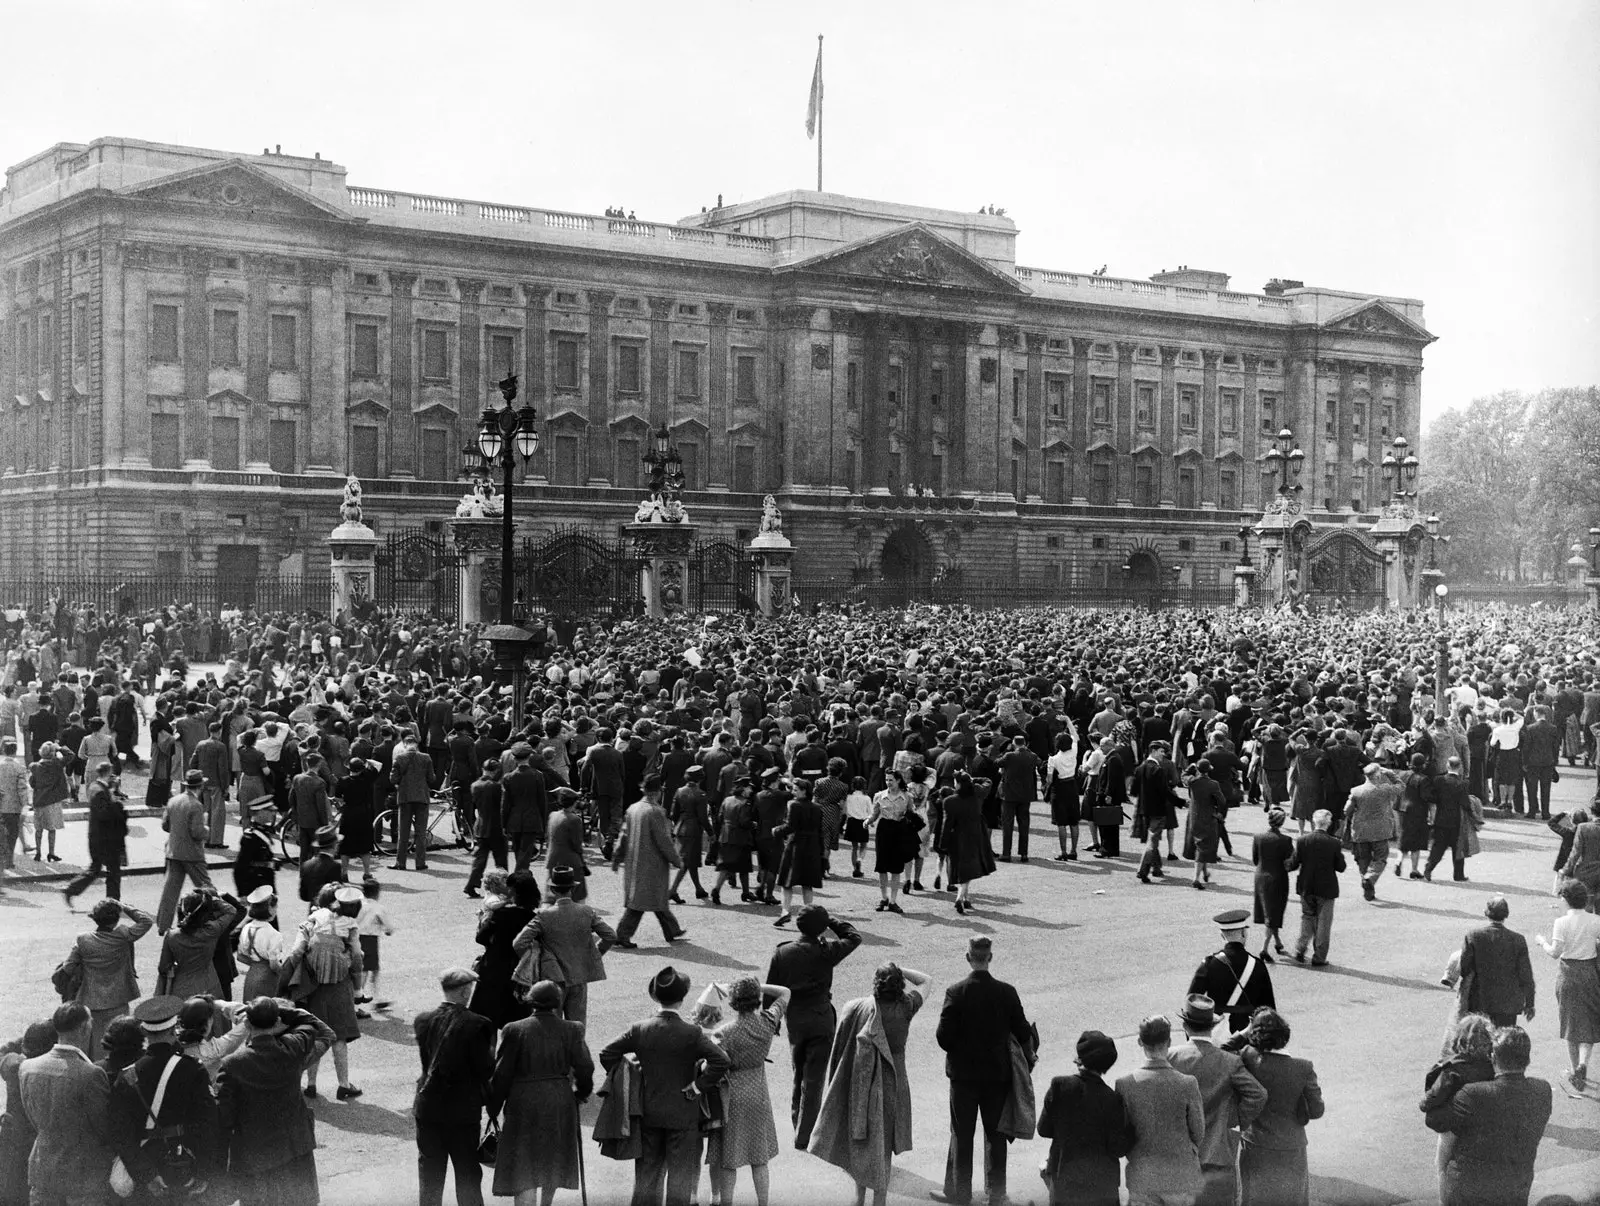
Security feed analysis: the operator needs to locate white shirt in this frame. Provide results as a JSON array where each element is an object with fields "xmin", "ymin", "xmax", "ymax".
[{"xmin": 1545, "ymin": 909, "xmax": 1600, "ymax": 962}]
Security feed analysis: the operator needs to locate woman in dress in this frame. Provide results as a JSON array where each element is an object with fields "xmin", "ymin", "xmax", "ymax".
[
  {"xmin": 706, "ymin": 976, "xmax": 792, "ymax": 1206},
  {"xmin": 1463, "ymin": 706, "xmax": 1493, "ymax": 803},
  {"xmin": 288, "ymin": 883, "xmax": 365, "ymax": 1100},
  {"xmin": 1257, "ymin": 724, "xmax": 1291, "ymax": 810},
  {"xmin": 236, "ymin": 729, "xmax": 271, "ymax": 811},
  {"xmin": 1286, "ymin": 734, "xmax": 1324, "ymax": 835},
  {"xmin": 490, "ymin": 979, "xmax": 594, "ymax": 1206},
  {"xmin": 711, "ymin": 779, "xmax": 757, "ymax": 905},
  {"xmin": 1563, "ymin": 810, "xmax": 1600, "ymax": 900},
  {"xmin": 334, "ymin": 756, "xmax": 381, "ymax": 881},
  {"xmin": 842, "ymin": 776, "xmax": 874, "ymax": 880},
  {"xmin": 773, "ymin": 781, "xmax": 824, "ymax": 927},
  {"xmin": 1394, "ymin": 753, "xmax": 1434, "ymax": 879},
  {"xmin": 0, "ymin": 1020, "xmax": 55, "ymax": 1206},
  {"xmin": 1045, "ymin": 729, "xmax": 1081, "ymax": 861},
  {"xmin": 1535, "ymin": 878, "xmax": 1600, "ymax": 1091},
  {"xmin": 235, "ymin": 890, "xmax": 284, "ymax": 1001},
  {"xmin": 156, "ymin": 890, "xmax": 241, "ymax": 998},
  {"xmin": 1251, "ymin": 810, "xmax": 1293, "ymax": 961},
  {"xmin": 1487, "ymin": 708, "xmax": 1523, "ymax": 811},
  {"xmin": 1419, "ymin": 1013, "xmax": 1494, "ymax": 1178},
  {"xmin": 808, "ymin": 962, "xmax": 933, "ymax": 1206},
  {"xmin": 1182, "ymin": 759, "xmax": 1223, "ymax": 890},
  {"xmin": 868, "ymin": 772, "xmax": 917, "ymax": 915},
  {"xmin": 904, "ymin": 765, "xmax": 933, "ymax": 892},
  {"xmin": 470, "ymin": 869, "xmax": 540, "ymax": 1028},
  {"xmin": 27, "ymin": 741, "xmax": 69, "ymax": 862},
  {"xmin": 1232, "ymin": 1007, "xmax": 1324, "ymax": 1206}
]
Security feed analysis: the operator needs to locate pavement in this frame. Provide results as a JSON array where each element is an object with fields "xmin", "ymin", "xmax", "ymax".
[{"xmin": 3, "ymin": 717, "xmax": 1598, "ymax": 1205}]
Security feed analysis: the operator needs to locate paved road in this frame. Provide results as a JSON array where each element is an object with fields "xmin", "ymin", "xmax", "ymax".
[{"xmin": 3, "ymin": 747, "xmax": 1597, "ymax": 1205}]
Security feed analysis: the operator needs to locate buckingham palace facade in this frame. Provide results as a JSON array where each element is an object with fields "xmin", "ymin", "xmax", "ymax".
[{"xmin": 0, "ymin": 137, "xmax": 1433, "ymax": 589}]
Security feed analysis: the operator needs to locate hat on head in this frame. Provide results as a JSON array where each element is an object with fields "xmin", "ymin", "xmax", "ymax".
[
  {"xmin": 648, "ymin": 965, "xmax": 691, "ymax": 1005},
  {"xmin": 1214, "ymin": 908, "xmax": 1250, "ymax": 931},
  {"xmin": 685, "ymin": 765, "xmax": 705, "ymax": 778},
  {"xmin": 1363, "ymin": 763, "xmax": 1383, "ymax": 777},
  {"xmin": 440, "ymin": 966, "xmax": 480, "ymax": 990},
  {"xmin": 526, "ymin": 980, "xmax": 563, "ymax": 1010},
  {"xmin": 1076, "ymin": 1029, "xmax": 1118, "ymax": 1074},
  {"xmin": 334, "ymin": 885, "xmax": 363, "ymax": 906},
  {"xmin": 1178, "ymin": 993, "xmax": 1218, "ymax": 1029},
  {"xmin": 184, "ymin": 769, "xmax": 205, "ymax": 787},
  {"xmin": 132, "ymin": 995, "xmax": 185, "ymax": 1034},
  {"xmin": 643, "ymin": 772, "xmax": 664, "ymax": 791},
  {"xmin": 314, "ymin": 824, "xmax": 339, "ymax": 848},
  {"xmin": 795, "ymin": 904, "xmax": 829, "ymax": 936},
  {"xmin": 760, "ymin": 766, "xmax": 781, "ymax": 781},
  {"xmin": 510, "ymin": 742, "xmax": 535, "ymax": 759},
  {"xmin": 548, "ymin": 866, "xmax": 581, "ymax": 892},
  {"xmin": 245, "ymin": 885, "xmax": 276, "ymax": 905}
]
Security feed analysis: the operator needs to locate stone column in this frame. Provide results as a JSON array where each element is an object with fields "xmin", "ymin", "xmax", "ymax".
[
  {"xmin": 450, "ymin": 514, "xmax": 499, "ymax": 628},
  {"xmin": 1233, "ymin": 563, "xmax": 1257, "ymax": 608},
  {"xmin": 387, "ymin": 271, "xmax": 418, "ymax": 477},
  {"xmin": 243, "ymin": 256, "xmax": 271, "ymax": 470},
  {"xmin": 327, "ymin": 479, "xmax": 378, "ymax": 619},
  {"xmin": 748, "ymin": 529, "xmax": 795, "ymax": 617},
  {"xmin": 1115, "ymin": 342, "xmax": 1136, "ymax": 502},
  {"xmin": 1024, "ymin": 332, "xmax": 1045, "ymax": 500},
  {"xmin": 521, "ymin": 283, "xmax": 550, "ymax": 482},
  {"xmin": 586, "ymin": 290, "xmax": 615, "ymax": 485},
  {"xmin": 182, "ymin": 247, "xmax": 210, "ymax": 468},
  {"xmin": 627, "ymin": 521, "xmax": 696, "ymax": 619},
  {"xmin": 305, "ymin": 259, "xmax": 340, "ymax": 473},
  {"xmin": 1158, "ymin": 345, "xmax": 1179, "ymax": 505},
  {"xmin": 708, "ymin": 302, "xmax": 733, "ymax": 488}
]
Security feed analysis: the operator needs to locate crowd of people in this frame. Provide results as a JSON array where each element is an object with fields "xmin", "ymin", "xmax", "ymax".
[{"xmin": 1, "ymin": 593, "xmax": 1598, "ymax": 1206}]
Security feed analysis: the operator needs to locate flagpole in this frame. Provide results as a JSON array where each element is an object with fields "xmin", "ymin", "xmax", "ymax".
[{"xmin": 816, "ymin": 34, "xmax": 824, "ymax": 192}]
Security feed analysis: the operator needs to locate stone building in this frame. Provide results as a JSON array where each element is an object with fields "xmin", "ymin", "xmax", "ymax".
[{"xmin": 0, "ymin": 137, "xmax": 1433, "ymax": 591}]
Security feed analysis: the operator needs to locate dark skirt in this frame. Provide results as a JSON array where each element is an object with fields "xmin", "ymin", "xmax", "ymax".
[
  {"xmin": 1555, "ymin": 957, "xmax": 1600, "ymax": 1044},
  {"xmin": 1240, "ymin": 1139, "xmax": 1308, "ymax": 1206},
  {"xmin": 1049, "ymin": 779, "xmax": 1080, "ymax": 826},
  {"xmin": 303, "ymin": 978, "xmax": 361, "ymax": 1043},
  {"xmin": 1399, "ymin": 804, "xmax": 1431, "ymax": 853},
  {"xmin": 777, "ymin": 834, "xmax": 825, "ymax": 889},
  {"xmin": 494, "ymin": 1077, "xmax": 583, "ymax": 1194},
  {"xmin": 843, "ymin": 817, "xmax": 871, "ymax": 844},
  {"xmin": 1263, "ymin": 768, "xmax": 1289, "ymax": 808},
  {"xmin": 874, "ymin": 817, "xmax": 915, "ymax": 874},
  {"xmin": 1253, "ymin": 871, "xmax": 1289, "ymax": 929},
  {"xmin": 1493, "ymin": 749, "xmax": 1522, "ymax": 786},
  {"xmin": 717, "ymin": 843, "xmax": 754, "ymax": 874}
]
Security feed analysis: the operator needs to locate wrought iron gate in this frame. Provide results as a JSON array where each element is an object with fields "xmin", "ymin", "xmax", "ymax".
[
  {"xmin": 375, "ymin": 529, "xmax": 459, "ymax": 622},
  {"xmin": 520, "ymin": 527, "xmax": 643, "ymax": 618},
  {"xmin": 1300, "ymin": 529, "xmax": 1386, "ymax": 609},
  {"xmin": 689, "ymin": 539, "xmax": 754, "ymax": 613}
]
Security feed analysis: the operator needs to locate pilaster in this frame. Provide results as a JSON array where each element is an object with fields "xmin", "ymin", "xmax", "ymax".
[
  {"xmin": 521, "ymin": 283, "xmax": 549, "ymax": 480},
  {"xmin": 387, "ymin": 270, "xmax": 417, "ymax": 477},
  {"xmin": 707, "ymin": 301, "xmax": 733, "ymax": 488},
  {"xmin": 647, "ymin": 296, "xmax": 673, "ymax": 429},
  {"xmin": 1115, "ymin": 341, "xmax": 1136, "ymax": 503},
  {"xmin": 585, "ymin": 290, "xmax": 614, "ymax": 485},
  {"xmin": 306, "ymin": 259, "xmax": 340, "ymax": 472},
  {"xmin": 1158, "ymin": 345, "xmax": 1179, "ymax": 506},
  {"xmin": 1024, "ymin": 331, "xmax": 1045, "ymax": 500},
  {"xmin": 244, "ymin": 254, "xmax": 272, "ymax": 470},
  {"xmin": 1200, "ymin": 349, "xmax": 1220, "ymax": 504},
  {"xmin": 1069, "ymin": 336, "xmax": 1092, "ymax": 501},
  {"xmin": 1241, "ymin": 354, "xmax": 1261, "ymax": 509}
]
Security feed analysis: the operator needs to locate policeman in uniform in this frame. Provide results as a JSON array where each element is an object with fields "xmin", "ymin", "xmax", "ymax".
[
  {"xmin": 109, "ymin": 995, "xmax": 220, "ymax": 1201},
  {"xmin": 1187, "ymin": 909, "xmax": 1276, "ymax": 1034}
]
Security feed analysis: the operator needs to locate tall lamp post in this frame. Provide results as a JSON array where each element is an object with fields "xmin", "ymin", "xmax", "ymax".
[
  {"xmin": 641, "ymin": 424, "xmax": 685, "ymax": 512},
  {"xmin": 1380, "ymin": 435, "xmax": 1419, "ymax": 507},
  {"xmin": 1261, "ymin": 426, "xmax": 1306, "ymax": 512}
]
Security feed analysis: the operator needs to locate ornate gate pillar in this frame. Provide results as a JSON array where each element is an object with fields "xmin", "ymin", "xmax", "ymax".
[
  {"xmin": 628, "ymin": 521, "xmax": 696, "ymax": 619},
  {"xmin": 449, "ymin": 515, "xmax": 500, "ymax": 628},
  {"xmin": 1368, "ymin": 507, "xmax": 1426, "ymax": 609},
  {"xmin": 748, "ymin": 495, "xmax": 794, "ymax": 617},
  {"xmin": 327, "ymin": 476, "xmax": 378, "ymax": 619}
]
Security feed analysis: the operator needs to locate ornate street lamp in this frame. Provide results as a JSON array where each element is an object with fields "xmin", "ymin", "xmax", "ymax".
[
  {"xmin": 1237, "ymin": 525, "xmax": 1253, "ymax": 567},
  {"xmin": 639, "ymin": 423, "xmax": 687, "ymax": 520},
  {"xmin": 1261, "ymin": 426, "xmax": 1305, "ymax": 514}
]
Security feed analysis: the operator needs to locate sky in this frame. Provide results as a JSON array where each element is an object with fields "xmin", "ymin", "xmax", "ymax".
[{"xmin": 2, "ymin": 0, "xmax": 1595, "ymax": 430}]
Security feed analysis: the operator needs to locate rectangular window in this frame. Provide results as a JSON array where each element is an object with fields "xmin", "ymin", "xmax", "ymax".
[
  {"xmin": 617, "ymin": 344, "xmax": 642, "ymax": 393},
  {"xmin": 843, "ymin": 448, "xmax": 857, "ymax": 489},
  {"xmin": 555, "ymin": 339, "xmax": 579, "ymax": 390},
  {"xmin": 352, "ymin": 323, "xmax": 380, "ymax": 377},
  {"xmin": 1325, "ymin": 398, "xmax": 1337, "ymax": 436},
  {"xmin": 888, "ymin": 365, "xmax": 903, "ymax": 407},
  {"xmin": 554, "ymin": 291, "xmax": 579, "ymax": 306},
  {"xmin": 1351, "ymin": 487, "xmax": 1366, "ymax": 513},
  {"xmin": 929, "ymin": 453, "xmax": 944, "ymax": 493},
  {"xmin": 1177, "ymin": 466, "xmax": 1197, "ymax": 509},
  {"xmin": 1010, "ymin": 456, "xmax": 1021, "ymax": 501},
  {"xmin": 733, "ymin": 444, "xmax": 756, "ymax": 493},
  {"xmin": 1219, "ymin": 388, "xmax": 1239, "ymax": 433},
  {"xmin": 677, "ymin": 442, "xmax": 699, "ymax": 490},
  {"xmin": 1012, "ymin": 371, "xmax": 1024, "ymax": 421},
  {"xmin": 677, "ymin": 349, "xmax": 700, "ymax": 398},
  {"xmin": 211, "ymin": 416, "xmax": 240, "ymax": 471},
  {"xmin": 72, "ymin": 298, "xmax": 88, "ymax": 364},
  {"xmin": 930, "ymin": 368, "xmax": 943, "ymax": 409},
  {"xmin": 735, "ymin": 355, "xmax": 757, "ymax": 403},
  {"xmin": 149, "ymin": 413, "xmax": 180, "ymax": 469},
  {"xmin": 1178, "ymin": 537, "xmax": 1195, "ymax": 552},
  {"xmin": 1260, "ymin": 392, "xmax": 1278, "ymax": 433},
  {"xmin": 268, "ymin": 419, "xmax": 296, "ymax": 473},
  {"xmin": 1352, "ymin": 403, "xmax": 1365, "ymax": 437},
  {"xmin": 1045, "ymin": 460, "xmax": 1066, "ymax": 503},
  {"xmin": 551, "ymin": 433, "xmax": 580, "ymax": 485},
  {"xmin": 212, "ymin": 309, "xmax": 240, "ymax": 367},
  {"xmin": 1178, "ymin": 386, "xmax": 1198, "ymax": 430},
  {"xmin": 156, "ymin": 550, "xmax": 183, "ymax": 575},
  {"xmin": 422, "ymin": 278, "xmax": 449, "ymax": 295},
  {"xmin": 615, "ymin": 438, "xmax": 640, "ymax": 489},
  {"xmin": 677, "ymin": 304, "xmax": 699, "ymax": 318},
  {"xmin": 421, "ymin": 328, "xmax": 450, "ymax": 381},
  {"xmin": 269, "ymin": 313, "xmax": 297, "ymax": 370},
  {"xmin": 1219, "ymin": 468, "xmax": 1238, "ymax": 511},
  {"xmin": 1381, "ymin": 403, "xmax": 1394, "ymax": 436},
  {"xmin": 421, "ymin": 427, "xmax": 449, "ymax": 480},
  {"xmin": 1091, "ymin": 379, "xmax": 1111, "ymax": 424},
  {"xmin": 1047, "ymin": 377, "xmax": 1065, "ymax": 418},
  {"xmin": 151, "ymin": 304, "xmax": 180, "ymax": 362},
  {"xmin": 1090, "ymin": 460, "xmax": 1112, "ymax": 505},
  {"xmin": 489, "ymin": 332, "xmax": 516, "ymax": 383},
  {"xmin": 351, "ymin": 425, "xmax": 379, "ymax": 479},
  {"xmin": 846, "ymin": 361, "xmax": 859, "ymax": 408},
  {"xmin": 1135, "ymin": 462, "xmax": 1155, "ymax": 506},
  {"xmin": 1136, "ymin": 383, "xmax": 1155, "ymax": 428}
]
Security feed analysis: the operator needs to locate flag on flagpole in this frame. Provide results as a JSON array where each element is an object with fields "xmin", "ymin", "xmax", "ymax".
[{"xmin": 805, "ymin": 40, "xmax": 823, "ymax": 139}]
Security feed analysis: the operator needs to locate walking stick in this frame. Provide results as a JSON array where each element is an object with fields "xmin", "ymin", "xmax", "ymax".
[{"xmin": 577, "ymin": 1090, "xmax": 588, "ymax": 1206}]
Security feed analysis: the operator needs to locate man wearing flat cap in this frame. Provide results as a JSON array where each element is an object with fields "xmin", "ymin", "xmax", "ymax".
[
  {"xmin": 414, "ymin": 967, "xmax": 497, "ymax": 1206},
  {"xmin": 1456, "ymin": 895, "xmax": 1536, "ymax": 1028},
  {"xmin": 1037, "ymin": 1031, "xmax": 1130, "ymax": 1206},
  {"xmin": 1188, "ymin": 911, "xmax": 1276, "ymax": 1034},
  {"xmin": 1169, "ymin": 994, "xmax": 1266, "ymax": 1206},
  {"xmin": 109, "ymin": 994, "xmax": 220, "ymax": 1201},
  {"xmin": 599, "ymin": 967, "xmax": 730, "ymax": 1206},
  {"xmin": 765, "ymin": 903, "xmax": 862, "ymax": 1148}
]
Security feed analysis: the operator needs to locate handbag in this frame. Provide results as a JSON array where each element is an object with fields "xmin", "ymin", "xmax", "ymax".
[
  {"xmin": 1092, "ymin": 804, "xmax": 1122, "ymax": 828},
  {"xmin": 476, "ymin": 1116, "xmax": 499, "ymax": 1167},
  {"xmin": 109, "ymin": 1054, "xmax": 200, "ymax": 1199}
]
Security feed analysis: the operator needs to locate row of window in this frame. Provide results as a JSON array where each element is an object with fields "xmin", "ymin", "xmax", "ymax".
[
  {"xmin": 148, "ymin": 305, "xmax": 302, "ymax": 370},
  {"xmin": 147, "ymin": 413, "xmax": 298, "ymax": 474},
  {"xmin": 8, "ymin": 301, "xmax": 97, "ymax": 376}
]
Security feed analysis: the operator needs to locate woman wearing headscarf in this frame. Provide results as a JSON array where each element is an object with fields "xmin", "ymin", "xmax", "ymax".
[
  {"xmin": 1037, "ymin": 1030, "xmax": 1129, "ymax": 1206},
  {"xmin": 706, "ymin": 976, "xmax": 792, "ymax": 1206},
  {"xmin": 1286, "ymin": 733, "xmax": 1324, "ymax": 836},
  {"xmin": 1419, "ymin": 1012, "xmax": 1494, "ymax": 1180},
  {"xmin": 808, "ymin": 962, "xmax": 933, "ymax": 1206},
  {"xmin": 156, "ymin": 889, "xmax": 241, "ymax": 998}
]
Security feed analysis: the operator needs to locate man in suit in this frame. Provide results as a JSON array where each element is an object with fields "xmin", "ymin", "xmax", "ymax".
[
  {"xmin": 413, "ymin": 967, "xmax": 498, "ymax": 1206},
  {"xmin": 1457, "ymin": 895, "xmax": 1536, "ymax": 1028},
  {"xmin": 1188, "ymin": 910, "xmax": 1276, "ymax": 1033},
  {"xmin": 188, "ymin": 721, "xmax": 231, "ymax": 847},
  {"xmin": 216, "ymin": 996, "xmax": 336, "ymax": 1206},
  {"xmin": 290, "ymin": 759, "xmax": 330, "ymax": 859},
  {"xmin": 1519, "ymin": 706, "xmax": 1559, "ymax": 820},
  {"xmin": 1321, "ymin": 729, "xmax": 1366, "ymax": 829},
  {"xmin": 62, "ymin": 760, "xmax": 129, "ymax": 908},
  {"xmin": 446, "ymin": 718, "xmax": 481, "ymax": 840},
  {"xmin": 583, "ymin": 729, "xmax": 627, "ymax": 859},
  {"xmin": 502, "ymin": 743, "xmax": 549, "ymax": 872},
  {"xmin": 421, "ymin": 683, "xmax": 455, "ymax": 772},
  {"xmin": 1037, "ymin": 1030, "xmax": 1130, "ymax": 1206},
  {"xmin": 390, "ymin": 732, "xmax": 436, "ymax": 871},
  {"xmin": 18, "ymin": 1002, "xmax": 114, "ymax": 1206},
  {"xmin": 1168, "ymin": 994, "xmax": 1267, "ymax": 1206},
  {"xmin": 463, "ymin": 761, "xmax": 506, "ymax": 898},
  {"xmin": 1425, "ymin": 758, "xmax": 1472, "ymax": 882},
  {"xmin": 156, "ymin": 769, "xmax": 214, "ymax": 933},
  {"xmin": 109, "ymin": 995, "xmax": 220, "ymax": 1200},
  {"xmin": 765, "ymin": 904, "xmax": 862, "ymax": 1149},
  {"xmin": 515, "ymin": 865, "xmax": 615, "ymax": 1025},
  {"xmin": 1286, "ymin": 808, "xmax": 1345, "ymax": 966},
  {"xmin": 599, "ymin": 966, "xmax": 730, "ymax": 1206},
  {"xmin": 1425, "ymin": 1025, "xmax": 1552, "ymax": 1206},
  {"xmin": 1115, "ymin": 1014, "xmax": 1204, "ymax": 1206},
  {"xmin": 611, "ymin": 775, "xmax": 686, "ymax": 949},
  {"xmin": 997, "ymin": 734, "xmax": 1041, "ymax": 862},
  {"xmin": 934, "ymin": 936, "xmax": 1035, "ymax": 1206}
]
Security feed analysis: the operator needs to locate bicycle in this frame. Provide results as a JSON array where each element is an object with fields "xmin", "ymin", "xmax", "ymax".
[
  {"xmin": 245, "ymin": 793, "xmax": 343, "ymax": 865},
  {"xmin": 371, "ymin": 787, "xmax": 474, "ymax": 860}
]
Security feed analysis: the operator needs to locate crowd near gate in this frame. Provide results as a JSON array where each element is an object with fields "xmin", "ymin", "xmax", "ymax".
[
  {"xmin": 689, "ymin": 539, "xmax": 754, "ymax": 614},
  {"xmin": 374, "ymin": 528, "xmax": 459, "ymax": 623},
  {"xmin": 520, "ymin": 527, "xmax": 644, "ymax": 619}
]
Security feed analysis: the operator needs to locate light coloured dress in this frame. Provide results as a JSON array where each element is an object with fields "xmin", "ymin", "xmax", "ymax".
[{"xmin": 709, "ymin": 1000, "xmax": 787, "ymax": 1169}]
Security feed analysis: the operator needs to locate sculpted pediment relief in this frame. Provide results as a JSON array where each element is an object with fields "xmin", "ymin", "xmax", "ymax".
[
  {"xmin": 1318, "ymin": 299, "xmax": 1435, "ymax": 344},
  {"xmin": 786, "ymin": 223, "xmax": 1027, "ymax": 295},
  {"xmin": 123, "ymin": 160, "xmax": 355, "ymax": 223}
]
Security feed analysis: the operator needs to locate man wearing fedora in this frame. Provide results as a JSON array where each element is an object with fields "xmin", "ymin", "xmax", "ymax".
[
  {"xmin": 611, "ymin": 774, "xmax": 686, "ymax": 950},
  {"xmin": 1188, "ymin": 910, "xmax": 1276, "ymax": 1034},
  {"xmin": 1457, "ymin": 895, "xmax": 1536, "ymax": 1028},
  {"xmin": 1169, "ymin": 994, "xmax": 1266, "ymax": 1206},
  {"xmin": 157, "ymin": 768, "xmax": 215, "ymax": 934},
  {"xmin": 513, "ymin": 865, "xmax": 616, "ymax": 1026},
  {"xmin": 599, "ymin": 966, "xmax": 730, "ymax": 1206}
]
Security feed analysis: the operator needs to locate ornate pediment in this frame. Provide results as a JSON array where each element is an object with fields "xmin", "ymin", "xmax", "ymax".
[
  {"xmin": 412, "ymin": 401, "xmax": 459, "ymax": 421},
  {"xmin": 1318, "ymin": 299, "xmax": 1435, "ymax": 343},
  {"xmin": 346, "ymin": 397, "xmax": 390, "ymax": 419},
  {"xmin": 784, "ymin": 223, "xmax": 1027, "ymax": 294},
  {"xmin": 208, "ymin": 388, "xmax": 252, "ymax": 408},
  {"xmin": 122, "ymin": 159, "xmax": 356, "ymax": 223}
]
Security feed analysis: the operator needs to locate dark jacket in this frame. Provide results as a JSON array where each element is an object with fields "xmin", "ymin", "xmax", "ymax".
[
  {"xmin": 582, "ymin": 744, "xmax": 625, "ymax": 798},
  {"xmin": 1425, "ymin": 1071, "xmax": 1552, "ymax": 1206},
  {"xmin": 598, "ymin": 1011, "xmax": 730, "ymax": 1131},
  {"xmin": 1458, "ymin": 921, "xmax": 1535, "ymax": 1021},
  {"xmin": 109, "ymin": 1045, "xmax": 221, "ymax": 1188},
  {"xmin": 413, "ymin": 1001, "xmax": 498, "ymax": 1127},
  {"xmin": 1286, "ymin": 830, "xmax": 1345, "ymax": 899},
  {"xmin": 1037, "ymin": 1070, "xmax": 1132, "ymax": 1206},
  {"xmin": 215, "ymin": 1008, "xmax": 335, "ymax": 1175},
  {"xmin": 935, "ymin": 969, "xmax": 1032, "ymax": 1083},
  {"xmin": 765, "ymin": 919, "xmax": 863, "ymax": 1041},
  {"xmin": 1431, "ymin": 773, "xmax": 1472, "ymax": 834},
  {"xmin": 501, "ymin": 765, "xmax": 548, "ymax": 836},
  {"xmin": 1519, "ymin": 720, "xmax": 1559, "ymax": 770}
]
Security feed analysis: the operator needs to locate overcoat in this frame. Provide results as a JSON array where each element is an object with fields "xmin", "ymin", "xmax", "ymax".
[{"xmin": 613, "ymin": 797, "xmax": 681, "ymax": 912}]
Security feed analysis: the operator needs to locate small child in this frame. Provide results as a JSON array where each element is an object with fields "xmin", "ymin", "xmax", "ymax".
[
  {"xmin": 1440, "ymin": 947, "xmax": 1461, "ymax": 989},
  {"xmin": 355, "ymin": 879, "xmax": 396, "ymax": 1014},
  {"xmin": 478, "ymin": 869, "xmax": 510, "ymax": 925},
  {"xmin": 844, "ymin": 777, "xmax": 873, "ymax": 878}
]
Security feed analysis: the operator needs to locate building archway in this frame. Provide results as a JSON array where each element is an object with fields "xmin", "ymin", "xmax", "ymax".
[
  {"xmin": 1126, "ymin": 549, "xmax": 1161, "ymax": 588},
  {"xmin": 880, "ymin": 524, "xmax": 934, "ymax": 581}
]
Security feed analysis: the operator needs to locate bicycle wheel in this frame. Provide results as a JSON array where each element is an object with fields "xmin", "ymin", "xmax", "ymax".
[
  {"xmin": 276, "ymin": 816, "xmax": 300, "ymax": 865},
  {"xmin": 372, "ymin": 809, "xmax": 398, "ymax": 859}
]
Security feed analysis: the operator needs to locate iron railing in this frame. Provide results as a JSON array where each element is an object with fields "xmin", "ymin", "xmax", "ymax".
[
  {"xmin": 790, "ymin": 576, "xmax": 1237, "ymax": 612},
  {"xmin": 0, "ymin": 573, "xmax": 332, "ymax": 616}
]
